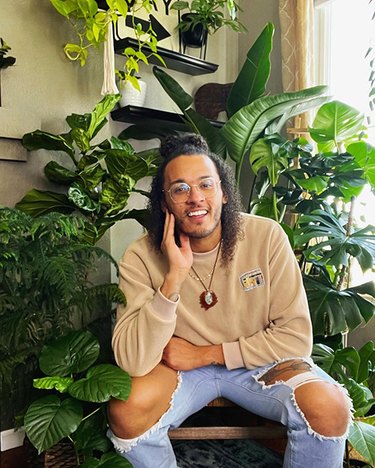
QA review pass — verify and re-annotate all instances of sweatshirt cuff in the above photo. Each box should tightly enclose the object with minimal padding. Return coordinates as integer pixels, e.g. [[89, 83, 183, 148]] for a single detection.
[[150, 288, 179, 321], [222, 341, 245, 369]]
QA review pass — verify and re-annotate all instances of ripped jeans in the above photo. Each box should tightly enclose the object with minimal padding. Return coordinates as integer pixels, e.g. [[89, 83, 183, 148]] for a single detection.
[[108, 359, 351, 468]]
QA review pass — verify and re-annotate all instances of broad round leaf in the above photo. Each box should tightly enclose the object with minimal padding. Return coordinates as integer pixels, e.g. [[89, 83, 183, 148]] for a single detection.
[[310, 101, 364, 149], [69, 364, 131, 403], [24, 395, 82, 454], [40, 330, 100, 376]]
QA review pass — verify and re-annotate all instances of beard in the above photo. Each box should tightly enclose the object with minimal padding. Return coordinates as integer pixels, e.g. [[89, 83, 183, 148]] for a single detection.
[[175, 210, 222, 240]]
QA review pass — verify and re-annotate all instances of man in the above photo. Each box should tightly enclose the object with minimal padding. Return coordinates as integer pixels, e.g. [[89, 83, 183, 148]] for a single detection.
[[107, 134, 351, 467]]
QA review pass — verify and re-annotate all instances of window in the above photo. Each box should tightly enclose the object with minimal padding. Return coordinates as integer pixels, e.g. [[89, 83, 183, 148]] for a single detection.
[[314, 0, 375, 285]]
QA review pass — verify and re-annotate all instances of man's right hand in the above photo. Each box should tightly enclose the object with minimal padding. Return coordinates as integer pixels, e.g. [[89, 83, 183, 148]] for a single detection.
[[160, 211, 193, 300]]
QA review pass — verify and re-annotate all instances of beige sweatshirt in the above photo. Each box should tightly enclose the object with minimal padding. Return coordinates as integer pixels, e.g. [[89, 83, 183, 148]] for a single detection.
[[112, 214, 312, 377]]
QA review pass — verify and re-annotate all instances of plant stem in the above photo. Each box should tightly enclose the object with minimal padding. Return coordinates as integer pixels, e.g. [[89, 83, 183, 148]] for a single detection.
[[272, 190, 279, 223], [337, 196, 355, 290], [81, 406, 102, 422]]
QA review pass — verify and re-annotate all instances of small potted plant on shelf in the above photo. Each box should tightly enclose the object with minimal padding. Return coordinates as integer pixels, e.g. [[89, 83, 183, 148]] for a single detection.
[[171, 0, 246, 58]]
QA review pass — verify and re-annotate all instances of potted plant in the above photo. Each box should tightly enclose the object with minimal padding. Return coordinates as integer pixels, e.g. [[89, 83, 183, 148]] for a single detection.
[[16, 94, 160, 244], [0, 37, 16, 106], [171, 0, 246, 58], [117, 70, 147, 107], [0, 207, 125, 430], [24, 329, 132, 467]]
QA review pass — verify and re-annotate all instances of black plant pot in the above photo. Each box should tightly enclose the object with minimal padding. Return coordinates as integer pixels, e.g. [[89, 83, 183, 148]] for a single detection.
[[179, 13, 208, 59]]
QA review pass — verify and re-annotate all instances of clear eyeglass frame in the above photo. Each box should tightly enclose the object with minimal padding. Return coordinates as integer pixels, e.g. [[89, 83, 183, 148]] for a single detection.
[[163, 177, 221, 203]]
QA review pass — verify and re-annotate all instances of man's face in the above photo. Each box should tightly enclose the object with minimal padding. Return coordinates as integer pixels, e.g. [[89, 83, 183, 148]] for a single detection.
[[163, 154, 227, 243]]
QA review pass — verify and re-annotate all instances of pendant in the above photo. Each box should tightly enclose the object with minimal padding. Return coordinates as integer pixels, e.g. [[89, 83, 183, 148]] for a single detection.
[[199, 290, 218, 310]]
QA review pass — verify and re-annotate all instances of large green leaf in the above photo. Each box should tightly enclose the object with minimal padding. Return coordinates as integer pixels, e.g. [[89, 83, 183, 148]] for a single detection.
[[304, 276, 375, 336], [104, 150, 149, 184], [296, 210, 375, 271], [24, 395, 82, 454], [15, 189, 76, 216], [22, 130, 75, 160], [68, 363, 131, 403], [227, 23, 274, 117], [309, 101, 365, 151], [33, 376, 74, 393], [222, 86, 328, 168], [153, 66, 193, 112], [81, 452, 132, 467], [304, 275, 375, 335], [152, 67, 224, 156], [87, 94, 121, 140], [39, 330, 100, 377], [348, 420, 375, 466], [44, 161, 78, 185], [348, 141, 375, 188]]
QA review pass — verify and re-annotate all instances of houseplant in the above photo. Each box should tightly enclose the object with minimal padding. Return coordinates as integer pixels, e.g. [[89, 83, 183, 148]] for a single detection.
[[16, 93, 160, 244], [0, 207, 125, 430], [171, 0, 246, 58], [49, 0, 164, 88], [248, 100, 375, 465], [24, 329, 132, 466], [313, 341, 375, 467], [0, 37, 16, 106]]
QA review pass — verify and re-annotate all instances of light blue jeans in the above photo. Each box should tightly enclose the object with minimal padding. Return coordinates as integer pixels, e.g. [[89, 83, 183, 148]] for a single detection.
[[108, 359, 351, 468]]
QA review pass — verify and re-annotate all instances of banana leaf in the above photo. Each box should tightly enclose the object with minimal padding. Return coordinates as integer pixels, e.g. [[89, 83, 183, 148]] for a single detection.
[[227, 22, 274, 117], [221, 86, 329, 179]]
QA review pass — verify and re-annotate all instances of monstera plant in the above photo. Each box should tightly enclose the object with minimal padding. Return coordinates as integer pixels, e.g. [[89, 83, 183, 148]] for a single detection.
[[16, 94, 159, 244]]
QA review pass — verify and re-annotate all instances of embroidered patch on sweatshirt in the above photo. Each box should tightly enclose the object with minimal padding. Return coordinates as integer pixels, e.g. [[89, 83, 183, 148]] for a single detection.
[[239, 268, 265, 291]]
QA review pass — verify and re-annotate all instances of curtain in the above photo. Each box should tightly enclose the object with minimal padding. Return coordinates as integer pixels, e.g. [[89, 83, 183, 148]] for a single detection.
[[279, 0, 315, 131]]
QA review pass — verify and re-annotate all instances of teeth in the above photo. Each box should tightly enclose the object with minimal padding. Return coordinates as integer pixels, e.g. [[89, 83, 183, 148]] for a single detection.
[[188, 210, 207, 217]]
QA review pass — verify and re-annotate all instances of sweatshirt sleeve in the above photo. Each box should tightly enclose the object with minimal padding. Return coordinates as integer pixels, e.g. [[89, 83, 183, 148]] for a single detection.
[[223, 223, 312, 369], [112, 246, 177, 377]]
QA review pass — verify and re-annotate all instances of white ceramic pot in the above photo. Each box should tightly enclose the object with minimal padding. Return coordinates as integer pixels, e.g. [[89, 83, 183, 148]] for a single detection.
[[119, 79, 147, 107]]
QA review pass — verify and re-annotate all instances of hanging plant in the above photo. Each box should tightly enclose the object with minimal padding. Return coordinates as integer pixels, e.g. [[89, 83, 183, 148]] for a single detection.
[[49, 0, 164, 88]]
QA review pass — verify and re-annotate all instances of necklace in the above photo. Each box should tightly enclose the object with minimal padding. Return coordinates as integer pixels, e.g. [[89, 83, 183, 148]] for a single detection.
[[190, 241, 221, 311]]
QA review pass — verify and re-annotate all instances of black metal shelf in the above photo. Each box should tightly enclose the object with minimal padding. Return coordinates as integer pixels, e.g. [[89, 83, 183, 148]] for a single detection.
[[114, 37, 218, 76], [111, 105, 223, 129]]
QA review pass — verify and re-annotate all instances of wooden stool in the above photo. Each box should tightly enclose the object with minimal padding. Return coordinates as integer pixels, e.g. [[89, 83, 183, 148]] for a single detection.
[[168, 397, 287, 443]]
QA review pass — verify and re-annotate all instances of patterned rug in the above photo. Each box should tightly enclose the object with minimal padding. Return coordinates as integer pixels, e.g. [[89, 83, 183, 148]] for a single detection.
[[173, 439, 283, 467]]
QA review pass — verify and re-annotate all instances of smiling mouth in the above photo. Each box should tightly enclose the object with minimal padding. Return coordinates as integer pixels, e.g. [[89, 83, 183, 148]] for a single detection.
[[187, 210, 208, 217]]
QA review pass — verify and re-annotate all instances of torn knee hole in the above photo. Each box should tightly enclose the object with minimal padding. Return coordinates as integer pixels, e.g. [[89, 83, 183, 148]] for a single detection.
[[260, 359, 312, 385]]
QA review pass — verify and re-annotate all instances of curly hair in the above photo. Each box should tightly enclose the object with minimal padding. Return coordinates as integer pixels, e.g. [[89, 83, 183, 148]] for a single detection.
[[147, 134, 244, 266]]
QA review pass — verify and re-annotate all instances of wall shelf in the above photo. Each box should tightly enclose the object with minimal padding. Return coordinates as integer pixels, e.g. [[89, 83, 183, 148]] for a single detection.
[[114, 37, 218, 76], [111, 105, 223, 129]]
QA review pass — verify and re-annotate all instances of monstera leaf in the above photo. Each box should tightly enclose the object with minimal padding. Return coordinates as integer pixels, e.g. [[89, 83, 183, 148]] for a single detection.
[[309, 100, 365, 152], [304, 274, 375, 336]]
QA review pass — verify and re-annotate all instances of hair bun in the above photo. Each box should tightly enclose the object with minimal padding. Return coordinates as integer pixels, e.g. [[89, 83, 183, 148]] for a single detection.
[[160, 134, 209, 159]]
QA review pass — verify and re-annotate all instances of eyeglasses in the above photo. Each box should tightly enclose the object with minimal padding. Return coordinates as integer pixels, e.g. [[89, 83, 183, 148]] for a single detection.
[[164, 177, 221, 203]]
